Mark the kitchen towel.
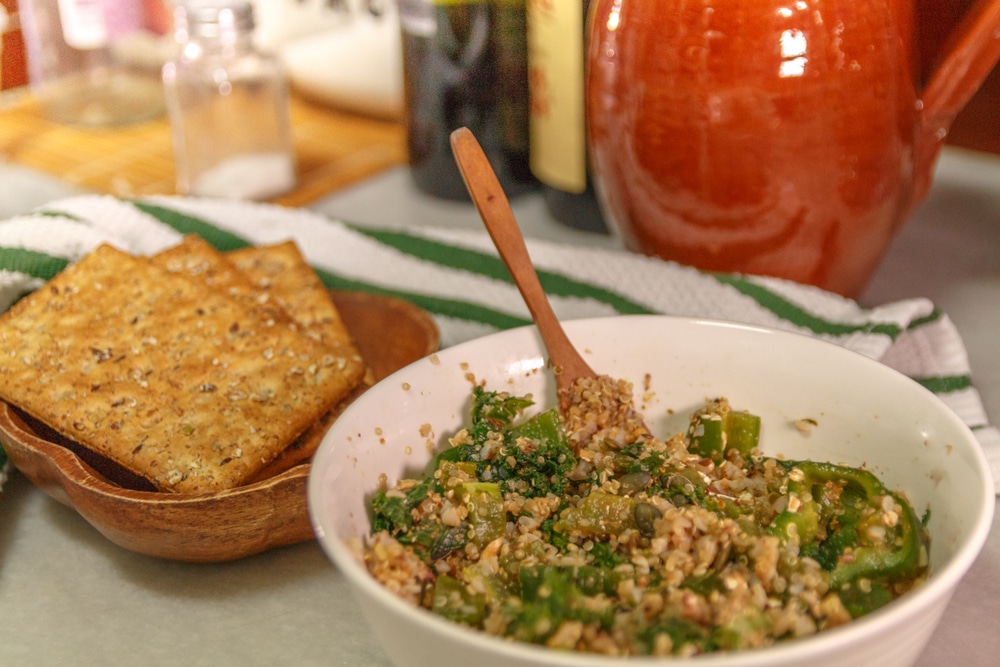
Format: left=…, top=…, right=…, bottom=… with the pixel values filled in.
left=0, top=195, right=996, bottom=492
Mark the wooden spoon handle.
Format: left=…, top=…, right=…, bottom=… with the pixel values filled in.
left=449, top=127, right=596, bottom=394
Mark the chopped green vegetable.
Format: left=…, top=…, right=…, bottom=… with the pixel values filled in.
left=432, top=575, right=486, bottom=625
left=828, top=491, right=924, bottom=589
left=688, top=401, right=761, bottom=461
left=469, top=386, right=533, bottom=444
left=372, top=478, right=429, bottom=535
left=588, top=541, right=626, bottom=568
left=554, top=490, right=636, bottom=536
left=512, top=566, right=615, bottom=643
left=458, top=482, right=506, bottom=548
left=487, top=408, right=575, bottom=497
left=637, top=617, right=716, bottom=655
left=837, top=579, right=895, bottom=618
left=773, top=461, right=928, bottom=591
left=712, top=607, right=769, bottom=651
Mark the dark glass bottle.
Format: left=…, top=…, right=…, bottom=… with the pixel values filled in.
left=400, top=0, right=537, bottom=201
left=541, top=182, right=606, bottom=233
left=528, top=0, right=607, bottom=232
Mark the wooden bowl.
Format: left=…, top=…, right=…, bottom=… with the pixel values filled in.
left=0, top=290, right=439, bottom=562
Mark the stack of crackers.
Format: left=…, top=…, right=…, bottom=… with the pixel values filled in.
left=0, top=235, right=368, bottom=493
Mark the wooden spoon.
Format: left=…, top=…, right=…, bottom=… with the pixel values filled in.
left=449, top=126, right=597, bottom=403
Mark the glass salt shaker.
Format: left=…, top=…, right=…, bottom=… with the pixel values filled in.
left=162, top=0, right=295, bottom=200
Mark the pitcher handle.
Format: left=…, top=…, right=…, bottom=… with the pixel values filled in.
left=920, top=0, right=1000, bottom=139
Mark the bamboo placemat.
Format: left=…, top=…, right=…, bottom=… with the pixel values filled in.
left=0, top=91, right=407, bottom=207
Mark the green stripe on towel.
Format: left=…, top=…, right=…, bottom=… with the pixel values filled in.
left=311, top=266, right=531, bottom=331
left=907, top=306, right=945, bottom=330
left=712, top=274, right=903, bottom=338
left=914, top=375, right=972, bottom=394
left=351, top=227, right=655, bottom=316
left=131, top=202, right=253, bottom=251
left=0, top=247, right=69, bottom=280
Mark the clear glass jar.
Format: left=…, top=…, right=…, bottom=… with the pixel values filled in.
left=19, top=0, right=169, bottom=126
left=162, top=0, right=295, bottom=200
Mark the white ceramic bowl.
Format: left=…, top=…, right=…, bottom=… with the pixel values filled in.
left=308, top=316, right=993, bottom=667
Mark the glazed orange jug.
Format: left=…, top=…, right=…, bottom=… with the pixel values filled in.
left=586, top=0, right=1000, bottom=296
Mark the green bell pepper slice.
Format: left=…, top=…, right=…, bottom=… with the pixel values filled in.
left=774, top=461, right=926, bottom=589
left=508, top=408, right=565, bottom=446
left=458, top=481, right=506, bottom=548
left=431, top=575, right=486, bottom=625
left=554, top=490, right=636, bottom=536
left=827, top=490, right=923, bottom=589
left=689, top=409, right=761, bottom=461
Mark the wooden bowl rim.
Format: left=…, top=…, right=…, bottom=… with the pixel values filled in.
left=0, top=402, right=310, bottom=504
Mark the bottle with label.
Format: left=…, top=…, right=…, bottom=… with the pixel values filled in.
left=162, top=0, right=296, bottom=200
left=399, top=0, right=536, bottom=201
left=527, top=0, right=607, bottom=232
left=18, top=0, right=168, bottom=126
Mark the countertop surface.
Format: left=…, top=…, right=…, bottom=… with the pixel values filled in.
left=0, top=145, right=998, bottom=666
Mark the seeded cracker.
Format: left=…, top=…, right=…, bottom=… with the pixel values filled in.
left=227, top=241, right=359, bottom=357
left=152, top=235, right=293, bottom=327
left=0, top=244, right=357, bottom=493
left=226, top=241, right=372, bottom=478
left=153, top=236, right=369, bottom=478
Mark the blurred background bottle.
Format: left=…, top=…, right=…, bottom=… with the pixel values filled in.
left=18, top=0, right=170, bottom=126
left=527, top=0, right=606, bottom=232
left=162, top=0, right=295, bottom=200
left=399, top=0, right=536, bottom=200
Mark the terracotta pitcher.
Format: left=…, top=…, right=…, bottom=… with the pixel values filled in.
left=586, top=0, right=1000, bottom=296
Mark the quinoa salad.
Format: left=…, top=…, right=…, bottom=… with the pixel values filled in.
left=357, top=375, right=929, bottom=657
